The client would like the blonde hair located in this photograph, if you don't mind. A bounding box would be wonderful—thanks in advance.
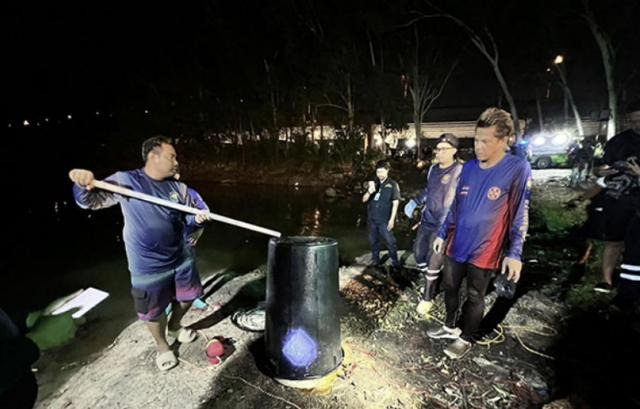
[475,108,514,140]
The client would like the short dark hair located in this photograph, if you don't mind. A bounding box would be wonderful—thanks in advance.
[141,135,171,162]
[475,108,515,140]
[375,160,390,170]
[626,100,640,114]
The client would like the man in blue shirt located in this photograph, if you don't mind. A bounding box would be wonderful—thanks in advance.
[430,108,532,359]
[69,136,211,371]
[362,160,402,269]
[410,134,463,316]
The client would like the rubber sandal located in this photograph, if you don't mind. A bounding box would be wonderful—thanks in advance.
[156,350,178,371]
[166,328,197,345]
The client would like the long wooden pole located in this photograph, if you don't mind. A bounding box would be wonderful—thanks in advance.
[93,180,282,238]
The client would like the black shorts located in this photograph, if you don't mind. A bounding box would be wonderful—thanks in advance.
[584,193,636,242]
[622,212,640,271]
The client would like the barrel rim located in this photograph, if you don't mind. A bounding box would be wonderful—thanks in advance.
[269,236,338,247]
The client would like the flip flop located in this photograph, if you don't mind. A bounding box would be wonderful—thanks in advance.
[156,350,178,371]
[166,328,197,345]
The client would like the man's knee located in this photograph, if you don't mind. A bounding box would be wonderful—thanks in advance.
[383,234,397,249]
[368,224,379,240]
[442,271,458,292]
[466,286,486,305]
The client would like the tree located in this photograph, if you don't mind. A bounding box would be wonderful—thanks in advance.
[580,0,616,138]
[403,27,458,158]
[579,0,640,138]
[552,56,584,137]
[407,1,523,138]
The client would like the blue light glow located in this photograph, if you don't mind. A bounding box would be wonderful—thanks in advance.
[282,328,318,367]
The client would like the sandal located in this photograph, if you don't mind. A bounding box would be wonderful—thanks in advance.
[156,350,178,371]
[166,327,197,345]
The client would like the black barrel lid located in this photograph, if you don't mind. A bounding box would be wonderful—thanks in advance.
[269,236,337,247]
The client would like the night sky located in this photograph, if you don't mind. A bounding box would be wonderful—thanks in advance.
[4,0,639,128]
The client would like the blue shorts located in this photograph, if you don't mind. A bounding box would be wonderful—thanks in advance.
[130,257,203,321]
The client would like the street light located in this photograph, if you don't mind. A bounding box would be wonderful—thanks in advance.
[551,54,585,137]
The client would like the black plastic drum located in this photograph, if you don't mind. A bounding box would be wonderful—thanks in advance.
[265,236,343,382]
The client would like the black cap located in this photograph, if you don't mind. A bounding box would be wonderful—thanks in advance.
[436,133,459,148]
[375,160,390,170]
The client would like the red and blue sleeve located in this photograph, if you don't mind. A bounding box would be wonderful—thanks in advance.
[505,163,532,261]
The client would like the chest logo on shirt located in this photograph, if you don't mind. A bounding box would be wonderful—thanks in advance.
[441,174,451,184]
[487,186,501,200]
[169,192,180,203]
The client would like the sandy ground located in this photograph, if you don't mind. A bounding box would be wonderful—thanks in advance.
[36,250,566,409]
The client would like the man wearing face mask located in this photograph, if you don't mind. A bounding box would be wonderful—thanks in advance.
[362,160,402,270]
[69,136,212,371]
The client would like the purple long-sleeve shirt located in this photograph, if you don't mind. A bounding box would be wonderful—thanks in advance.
[415,162,463,230]
[73,169,203,276]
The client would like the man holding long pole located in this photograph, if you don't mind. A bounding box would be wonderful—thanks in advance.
[69,135,211,371]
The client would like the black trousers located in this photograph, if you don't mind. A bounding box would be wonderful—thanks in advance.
[443,257,494,342]
[0,371,37,409]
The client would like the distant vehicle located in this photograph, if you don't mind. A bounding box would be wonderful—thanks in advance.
[525,130,573,169]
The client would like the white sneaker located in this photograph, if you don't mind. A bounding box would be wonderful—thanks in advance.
[444,338,472,359]
[426,325,462,339]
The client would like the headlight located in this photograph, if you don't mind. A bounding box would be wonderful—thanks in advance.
[552,132,569,146]
[532,136,546,146]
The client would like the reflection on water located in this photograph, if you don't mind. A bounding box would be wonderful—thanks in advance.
[300,207,323,236]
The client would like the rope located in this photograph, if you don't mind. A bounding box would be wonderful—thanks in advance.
[509,329,556,360]
[416,298,556,358]
[476,325,506,347]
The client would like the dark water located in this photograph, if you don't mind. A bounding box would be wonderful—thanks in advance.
[6,180,376,319]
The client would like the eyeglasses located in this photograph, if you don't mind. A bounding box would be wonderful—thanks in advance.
[434,147,454,152]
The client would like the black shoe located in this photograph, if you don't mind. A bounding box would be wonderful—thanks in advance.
[594,282,613,294]
[390,264,402,274]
